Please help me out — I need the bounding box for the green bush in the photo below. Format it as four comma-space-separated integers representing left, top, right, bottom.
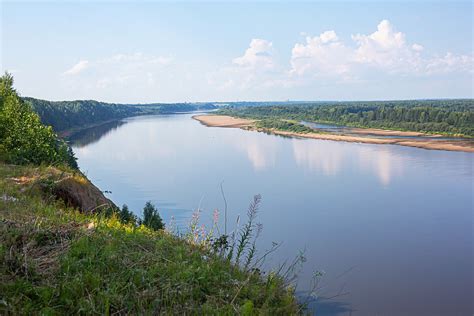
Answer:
119, 204, 137, 224
0, 73, 77, 168
141, 201, 164, 231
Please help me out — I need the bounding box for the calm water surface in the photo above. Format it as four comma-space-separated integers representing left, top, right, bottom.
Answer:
72, 114, 473, 315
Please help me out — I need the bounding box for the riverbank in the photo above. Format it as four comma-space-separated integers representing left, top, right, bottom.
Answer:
347, 127, 440, 137
193, 114, 255, 128
193, 114, 474, 152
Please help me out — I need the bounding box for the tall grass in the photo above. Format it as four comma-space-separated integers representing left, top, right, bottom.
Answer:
179, 192, 323, 311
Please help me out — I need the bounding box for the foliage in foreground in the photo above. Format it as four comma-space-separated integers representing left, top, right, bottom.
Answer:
109, 202, 164, 231
0, 73, 77, 168
0, 163, 301, 314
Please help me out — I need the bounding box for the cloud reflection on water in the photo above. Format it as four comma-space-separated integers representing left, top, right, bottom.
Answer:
291, 138, 405, 186
235, 134, 278, 171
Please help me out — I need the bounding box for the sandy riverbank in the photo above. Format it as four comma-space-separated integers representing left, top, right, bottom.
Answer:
193, 115, 255, 128
193, 114, 474, 153
348, 127, 440, 137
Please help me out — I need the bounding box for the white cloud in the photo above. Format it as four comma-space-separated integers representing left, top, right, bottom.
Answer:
412, 43, 424, 52
211, 20, 473, 96
208, 38, 284, 92
63, 60, 89, 75
319, 30, 339, 43
232, 39, 274, 69
60, 21, 472, 101
352, 19, 422, 72
425, 52, 474, 74
100, 53, 172, 66
62, 53, 173, 89
289, 19, 473, 80
290, 30, 353, 77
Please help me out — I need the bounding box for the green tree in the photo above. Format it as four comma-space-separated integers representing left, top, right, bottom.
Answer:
141, 201, 164, 231
119, 204, 137, 225
0, 73, 77, 168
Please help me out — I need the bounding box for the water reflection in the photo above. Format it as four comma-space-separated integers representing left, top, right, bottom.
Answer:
68, 120, 127, 147
236, 134, 278, 171
292, 139, 344, 176
291, 138, 406, 186
356, 146, 404, 186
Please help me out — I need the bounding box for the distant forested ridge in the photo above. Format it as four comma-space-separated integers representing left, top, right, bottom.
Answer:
219, 99, 474, 137
25, 97, 217, 132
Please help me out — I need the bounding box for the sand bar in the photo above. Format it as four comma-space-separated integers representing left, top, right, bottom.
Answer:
193, 115, 255, 128
192, 114, 474, 153
348, 127, 440, 137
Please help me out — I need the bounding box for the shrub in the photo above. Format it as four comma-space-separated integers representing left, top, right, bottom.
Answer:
141, 201, 164, 231
0, 73, 77, 168
119, 204, 137, 224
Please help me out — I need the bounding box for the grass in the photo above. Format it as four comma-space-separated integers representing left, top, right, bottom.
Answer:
0, 163, 301, 314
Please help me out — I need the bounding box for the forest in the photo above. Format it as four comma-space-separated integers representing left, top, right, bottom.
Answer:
26, 97, 217, 132
218, 99, 474, 137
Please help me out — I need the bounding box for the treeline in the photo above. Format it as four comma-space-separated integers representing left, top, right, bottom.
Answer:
219, 99, 474, 136
26, 98, 142, 132
25, 97, 217, 132
255, 119, 314, 134
131, 102, 217, 114
0, 74, 77, 168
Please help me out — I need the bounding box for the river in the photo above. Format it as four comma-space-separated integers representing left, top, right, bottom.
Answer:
71, 113, 473, 315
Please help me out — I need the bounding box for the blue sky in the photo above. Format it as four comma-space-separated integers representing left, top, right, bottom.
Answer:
1, 1, 473, 102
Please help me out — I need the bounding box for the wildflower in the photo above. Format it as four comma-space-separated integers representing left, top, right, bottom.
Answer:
213, 209, 219, 225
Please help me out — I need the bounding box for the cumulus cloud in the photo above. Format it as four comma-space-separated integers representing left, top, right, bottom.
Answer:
290, 19, 473, 79
213, 19, 473, 95
63, 60, 89, 75
290, 30, 353, 77
351, 19, 422, 72
208, 38, 285, 92
412, 43, 424, 52
232, 39, 274, 69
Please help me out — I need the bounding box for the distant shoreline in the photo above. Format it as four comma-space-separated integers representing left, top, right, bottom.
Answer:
193, 114, 474, 153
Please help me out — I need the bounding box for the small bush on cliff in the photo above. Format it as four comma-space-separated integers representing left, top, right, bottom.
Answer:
113, 203, 164, 231
140, 201, 164, 231
119, 204, 137, 224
